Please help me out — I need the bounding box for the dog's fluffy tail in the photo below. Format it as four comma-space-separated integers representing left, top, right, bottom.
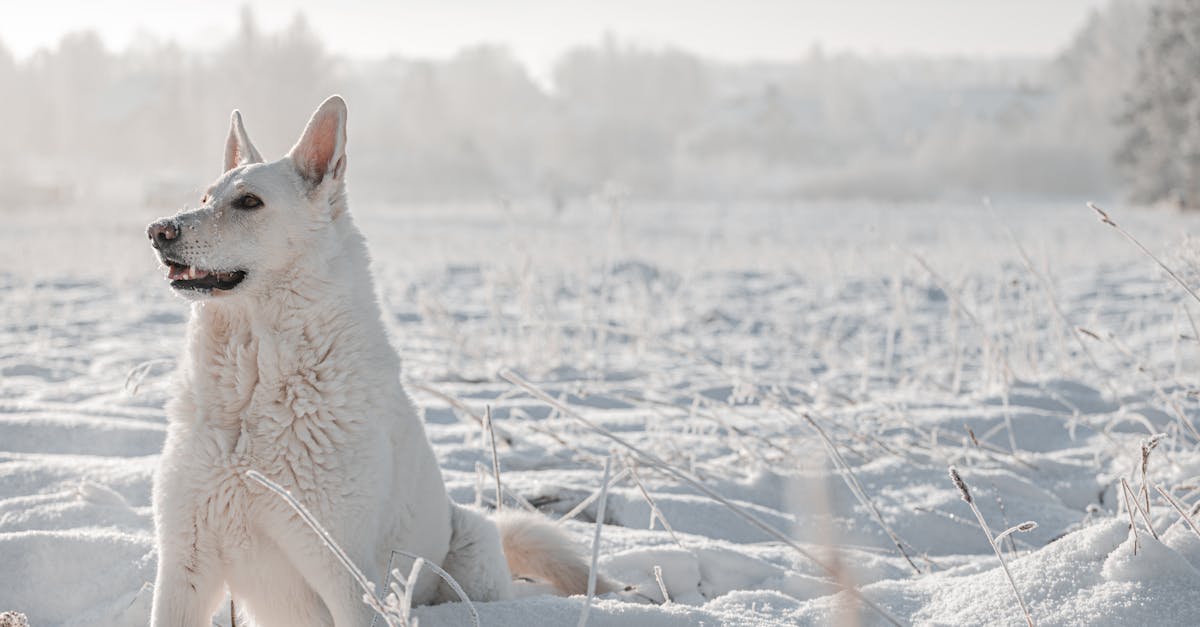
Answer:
493, 510, 619, 597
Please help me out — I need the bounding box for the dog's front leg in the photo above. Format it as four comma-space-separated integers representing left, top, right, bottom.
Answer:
274, 522, 377, 627
150, 518, 225, 627
311, 565, 377, 627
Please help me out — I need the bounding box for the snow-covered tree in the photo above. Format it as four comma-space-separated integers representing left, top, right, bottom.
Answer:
1118, 0, 1200, 208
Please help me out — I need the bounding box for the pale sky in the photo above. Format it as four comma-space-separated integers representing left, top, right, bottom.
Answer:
3, 0, 1112, 74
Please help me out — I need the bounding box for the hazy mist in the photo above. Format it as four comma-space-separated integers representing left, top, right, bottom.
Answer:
0, 2, 1148, 210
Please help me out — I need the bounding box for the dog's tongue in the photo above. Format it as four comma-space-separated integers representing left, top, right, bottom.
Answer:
168, 265, 210, 281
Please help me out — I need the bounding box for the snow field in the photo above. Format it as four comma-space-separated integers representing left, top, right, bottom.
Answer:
3, 201, 1200, 625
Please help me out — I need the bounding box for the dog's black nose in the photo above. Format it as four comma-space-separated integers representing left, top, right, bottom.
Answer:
147, 220, 179, 249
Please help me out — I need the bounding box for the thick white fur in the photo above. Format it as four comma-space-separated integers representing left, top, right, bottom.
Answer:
494, 510, 619, 597
148, 96, 611, 627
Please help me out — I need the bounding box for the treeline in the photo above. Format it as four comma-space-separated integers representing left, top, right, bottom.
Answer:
0, 4, 1155, 209
1119, 0, 1200, 208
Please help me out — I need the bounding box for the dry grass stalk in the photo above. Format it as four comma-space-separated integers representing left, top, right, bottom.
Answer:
1088, 203, 1200, 306
245, 470, 401, 626
411, 383, 514, 446
245, 470, 480, 627
625, 458, 685, 548
1155, 484, 1200, 541
943, 421, 1037, 470
905, 248, 1013, 384
948, 466, 1035, 627
556, 467, 631, 524
794, 408, 921, 574
507, 406, 602, 463
485, 405, 503, 511
620, 391, 790, 463
500, 369, 903, 627
1140, 434, 1165, 513
471, 418, 537, 512
1077, 330, 1200, 442
577, 456, 613, 627
123, 358, 174, 397
1119, 481, 1140, 555
474, 462, 486, 508
1185, 306, 1200, 344
400, 557, 424, 626
1120, 478, 1158, 541
961, 426, 1021, 553
501, 483, 540, 513
379, 557, 426, 627
988, 202, 1110, 387
993, 521, 1038, 546
653, 565, 672, 604
999, 387, 1020, 459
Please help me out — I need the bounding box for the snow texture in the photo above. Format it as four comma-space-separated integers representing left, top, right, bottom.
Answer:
3, 201, 1200, 626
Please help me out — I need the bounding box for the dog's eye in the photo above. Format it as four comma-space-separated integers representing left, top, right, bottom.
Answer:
232, 194, 263, 210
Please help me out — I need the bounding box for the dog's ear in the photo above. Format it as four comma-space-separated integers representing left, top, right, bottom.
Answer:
288, 95, 347, 188
224, 110, 263, 172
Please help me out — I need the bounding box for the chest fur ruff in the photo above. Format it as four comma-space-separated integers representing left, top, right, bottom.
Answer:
160, 303, 398, 549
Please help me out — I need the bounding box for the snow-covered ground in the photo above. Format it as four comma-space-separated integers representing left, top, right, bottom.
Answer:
4, 200, 1200, 626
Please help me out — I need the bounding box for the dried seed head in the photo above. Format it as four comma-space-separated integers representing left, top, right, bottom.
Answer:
1088, 202, 1115, 226
965, 425, 980, 448
949, 466, 972, 504
1016, 521, 1038, 532
1142, 433, 1166, 474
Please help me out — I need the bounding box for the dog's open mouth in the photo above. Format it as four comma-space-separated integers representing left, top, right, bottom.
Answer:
163, 259, 246, 292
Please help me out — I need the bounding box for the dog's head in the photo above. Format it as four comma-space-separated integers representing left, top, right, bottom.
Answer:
147, 96, 349, 300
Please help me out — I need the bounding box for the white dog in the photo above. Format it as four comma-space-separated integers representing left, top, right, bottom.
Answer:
147, 96, 614, 626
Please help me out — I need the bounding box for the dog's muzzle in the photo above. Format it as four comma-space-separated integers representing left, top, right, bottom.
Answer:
147, 219, 179, 250
147, 218, 247, 293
